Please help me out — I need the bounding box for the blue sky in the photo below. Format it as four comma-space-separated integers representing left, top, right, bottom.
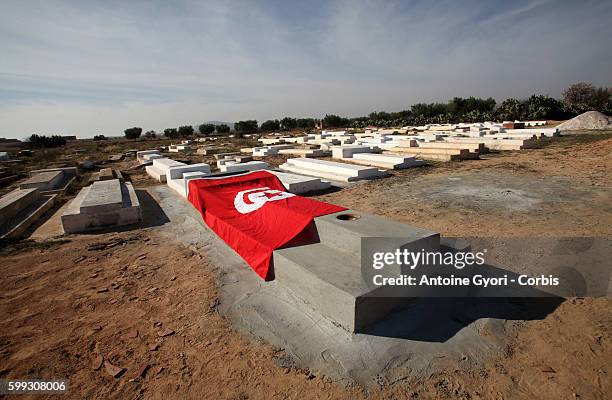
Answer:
0, 0, 611, 139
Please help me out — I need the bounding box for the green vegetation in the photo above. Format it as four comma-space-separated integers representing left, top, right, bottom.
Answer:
234, 120, 258, 137
124, 127, 142, 140
260, 119, 280, 131
198, 124, 215, 136
562, 82, 612, 115
215, 124, 230, 134
164, 128, 179, 139
27, 134, 67, 148
111, 82, 609, 136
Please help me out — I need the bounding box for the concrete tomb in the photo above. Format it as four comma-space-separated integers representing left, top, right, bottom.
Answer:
0, 187, 57, 239
20, 167, 77, 194
145, 158, 185, 182
267, 170, 332, 194
61, 179, 141, 233
274, 210, 460, 332
279, 158, 387, 182
219, 160, 269, 173
137, 150, 161, 164
331, 145, 380, 159
350, 153, 424, 169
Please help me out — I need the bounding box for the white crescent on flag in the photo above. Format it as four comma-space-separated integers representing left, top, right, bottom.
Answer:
233, 186, 296, 214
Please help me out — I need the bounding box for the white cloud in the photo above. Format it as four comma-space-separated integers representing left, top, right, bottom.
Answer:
0, 0, 611, 138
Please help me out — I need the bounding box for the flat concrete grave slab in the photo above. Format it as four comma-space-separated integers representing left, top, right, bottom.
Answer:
280, 158, 387, 182
220, 161, 269, 173
0, 188, 39, 221
146, 158, 185, 182
0, 188, 57, 239
137, 150, 161, 164
19, 171, 63, 191
351, 153, 424, 169
62, 179, 141, 233
167, 171, 208, 198
98, 168, 115, 180
80, 179, 123, 214
331, 145, 379, 159
167, 163, 211, 180
267, 170, 331, 194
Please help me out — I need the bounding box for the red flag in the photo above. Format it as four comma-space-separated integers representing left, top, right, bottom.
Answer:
187, 171, 346, 280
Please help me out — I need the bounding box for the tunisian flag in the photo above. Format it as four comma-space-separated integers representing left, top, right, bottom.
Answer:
187, 171, 346, 280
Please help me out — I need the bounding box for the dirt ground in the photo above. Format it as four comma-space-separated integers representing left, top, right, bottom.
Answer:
314, 133, 612, 237
0, 132, 610, 399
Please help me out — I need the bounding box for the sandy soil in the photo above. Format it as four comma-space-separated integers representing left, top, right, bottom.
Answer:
0, 132, 610, 399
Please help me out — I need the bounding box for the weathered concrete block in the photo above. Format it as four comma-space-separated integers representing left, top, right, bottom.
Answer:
137, 150, 161, 164
267, 171, 331, 194
19, 171, 63, 192
279, 158, 387, 182
0, 188, 40, 222
167, 163, 211, 180
274, 210, 441, 332
167, 171, 208, 198
331, 145, 379, 159
61, 179, 141, 233
219, 161, 269, 173
351, 153, 424, 169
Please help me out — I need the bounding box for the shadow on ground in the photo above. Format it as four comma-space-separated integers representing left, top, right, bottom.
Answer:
362, 296, 563, 342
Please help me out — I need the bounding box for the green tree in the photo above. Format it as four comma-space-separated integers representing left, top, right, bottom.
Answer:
260, 119, 280, 131
322, 114, 349, 128
124, 127, 142, 140
495, 98, 525, 121
215, 124, 230, 134
93, 135, 106, 141
524, 94, 565, 120
280, 117, 297, 131
562, 82, 611, 115
296, 118, 316, 129
164, 128, 179, 139
178, 125, 194, 137
144, 130, 156, 139
198, 124, 215, 136
27, 134, 67, 148
234, 120, 258, 136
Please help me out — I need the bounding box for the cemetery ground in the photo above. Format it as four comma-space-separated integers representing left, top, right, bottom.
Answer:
0, 131, 610, 399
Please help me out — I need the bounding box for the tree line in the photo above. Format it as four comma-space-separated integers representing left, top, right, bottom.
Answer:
107, 81, 603, 139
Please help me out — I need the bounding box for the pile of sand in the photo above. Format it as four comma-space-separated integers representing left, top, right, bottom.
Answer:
557, 110, 612, 131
